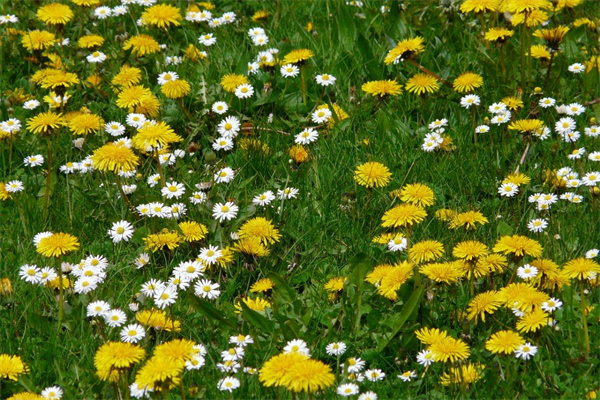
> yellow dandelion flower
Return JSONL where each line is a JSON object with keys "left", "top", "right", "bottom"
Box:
{"left": 36, "top": 232, "right": 79, "bottom": 258}
{"left": 429, "top": 336, "right": 470, "bottom": 362}
{"left": 220, "top": 74, "right": 249, "bottom": 93}
{"left": 250, "top": 278, "right": 275, "bottom": 293}
{"left": 91, "top": 143, "right": 139, "bottom": 173}
{"left": 467, "top": 290, "right": 502, "bottom": 322}
{"left": 384, "top": 37, "right": 425, "bottom": 64}
{"left": 398, "top": 183, "right": 435, "bottom": 207}
{"left": 141, "top": 4, "right": 182, "bottom": 28}
{"left": 453, "top": 72, "right": 483, "bottom": 93}
{"left": 460, "top": 0, "right": 500, "bottom": 13}
{"left": 415, "top": 327, "right": 448, "bottom": 345}
{"left": 516, "top": 308, "right": 550, "bottom": 332}
{"left": 235, "top": 297, "right": 271, "bottom": 313}
{"left": 381, "top": 203, "right": 427, "bottom": 228}
{"left": 440, "top": 363, "right": 483, "bottom": 386}
{"left": 259, "top": 352, "right": 309, "bottom": 387}
{"left": 37, "top": 3, "right": 73, "bottom": 25}
{"left": 21, "top": 30, "right": 56, "bottom": 51}
{"left": 280, "top": 358, "right": 335, "bottom": 393}
{"left": 420, "top": 261, "right": 466, "bottom": 284}
{"left": 26, "top": 111, "right": 65, "bottom": 135}
{"left": 68, "top": 113, "right": 104, "bottom": 136}
{"left": 533, "top": 25, "right": 569, "bottom": 49}
{"left": 112, "top": 65, "right": 143, "bottom": 88}
{"left": 0, "top": 354, "right": 29, "bottom": 381}
{"left": 485, "top": 330, "right": 525, "bottom": 354}
{"left": 233, "top": 237, "right": 270, "bottom": 257}
{"left": 131, "top": 121, "right": 182, "bottom": 151}
{"left": 238, "top": 217, "right": 281, "bottom": 245}
{"left": 563, "top": 258, "right": 600, "bottom": 280}
{"left": 493, "top": 235, "right": 543, "bottom": 258}
{"left": 136, "top": 309, "right": 181, "bottom": 332}
{"left": 123, "top": 34, "right": 160, "bottom": 57}
{"left": 143, "top": 230, "right": 181, "bottom": 253}
{"left": 405, "top": 73, "right": 440, "bottom": 95}
{"left": 529, "top": 44, "right": 551, "bottom": 59}
{"left": 377, "top": 261, "right": 414, "bottom": 301}
{"left": 160, "top": 79, "right": 191, "bottom": 99}
{"left": 178, "top": 221, "right": 208, "bottom": 242}
{"left": 485, "top": 27, "right": 514, "bottom": 43}
{"left": 353, "top": 162, "right": 392, "bottom": 188}
{"left": 361, "top": 80, "right": 403, "bottom": 97}
{"left": 453, "top": 241, "right": 489, "bottom": 261}
{"left": 410, "top": 240, "right": 445, "bottom": 264}
{"left": 94, "top": 342, "right": 146, "bottom": 382}
{"left": 282, "top": 49, "right": 314, "bottom": 64}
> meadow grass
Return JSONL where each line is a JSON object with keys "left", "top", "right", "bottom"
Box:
{"left": 0, "top": 0, "right": 599, "bottom": 399}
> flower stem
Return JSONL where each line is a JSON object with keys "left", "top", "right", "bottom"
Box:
{"left": 406, "top": 59, "right": 453, "bottom": 89}
{"left": 57, "top": 262, "right": 64, "bottom": 329}
{"left": 300, "top": 66, "right": 307, "bottom": 104}
{"left": 542, "top": 51, "right": 555, "bottom": 92}
{"left": 43, "top": 136, "right": 53, "bottom": 220}
{"left": 580, "top": 281, "right": 590, "bottom": 357}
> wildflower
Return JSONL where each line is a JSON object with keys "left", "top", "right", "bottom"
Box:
{"left": 410, "top": 240, "right": 444, "bottom": 264}
{"left": 405, "top": 73, "right": 440, "bottom": 95}
{"left": 282, "top": 49, "right": 314, "bottom": 65}
{"left": 541, "top": 298, "right": 562, "bottom": 312}
{"left": 563, "top": 258, "right": 600, "bottom": 280}
{"left": 362, "top": 80, "right": 403, "bottom": 97}
{"left": 381, "top": 204, "right": 427, "bottom": 228}
{"left": 259, "top": 352, "right": 308, "bottom": 387}
{"left": 214, "top": 167, "right": 235, "bottom": 183}
{"left": 161, "top": 80, "right": 191, "bottom": 99}
{"left": 384, "top": 37, "right": 425, "bottom": 64}
{"left": 326, "top": 342, "right": 347, "bottom": 356}
{"left": 0, "top": 354, "right": 29, "bottom": 381}
{"left": 280, "top": 358, "right": 335, "bottom": 393}
{"left": 37, "top": 3, "right": 73, "bottom": 25}
{"left": 212, "top": 202, "right": 239, "bottom": 222}
{"left": 104, "top": 309, "right": 127, "bottom": 328}
{"left": 517, "top": 264, "right": 539, "bottom": 279}
{"left": 235, "top": 84, "right": 254, "bottom": 99}
{"left": 429, "top": 336, "right": 470, "bottom": 362}
{"left": 281, "top": 64, "right": 300, "bottom": 77}
{"left": 212, "top": 101, "right": 228, "bottom": 114}
{"left": 140, "top": 4, "right": 182, "bottom": 28}
{"left": 220, "top": 74, "right": 248, "bottom": 93}
{"left": 120, "top": 324, "right": 146, "bottom": 344}
{"left": 493, "top": 235, "right": 543, "bottom": 258}
{"left": 453, "top": 72, "right": 483, "bottom": 93}
{"left": 449, "top": 210, "right": 488, "bottom": 229}
{"left": 461, "top": 94, "right": 481, "bottom": 108}
{"left": 295, "top": 127, "right": 319, "bottom": 145}
{"left": 387, "top": 236, "right": 407, "bottom": 252}
{"left": 515, "top": 343, "right": 538, "bottom": 360}
{"left": 315, "top": 74, "right": 336, "bottom": 86}
{"left": 108, "top": 220, "right": 134, "bottom": 243}
{"left": 398, "top": 370, "right": 416, "bottom": 382}
{"left": 398, "top": 183, "right": 435, "bottom": 207}
{"left": 337, "top": 383, "right": 360, "bottom": 396}
{"left": 217, "top": 377, "right": 240, "bottom": 392}
{"left": 517, "top": 309, "right": 550, "bottom": 332}
{"left": 123, "top": 34, "right": 160, "bottom": 57}
{"left": 440, "top": 363, "right": 484, "bottom": 386}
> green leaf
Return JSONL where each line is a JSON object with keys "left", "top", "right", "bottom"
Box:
{"left": 346, "top": 252, "right": 372, "bottom": 288}
{"left": 357, "top": 34, "right": 382, "bottom": 80}
{"left": 186, "top": 293, "right": 237, "bottom": 330}
{"left": 267, "top": 272, "right": 296, "bottom": 306}
{"left": 377, "top": 284, "right": 425, "bottom": 352}
{"left": 240, "top": 300, "right": 275, "bottom": 333}
{"left": 497, "top": 221, "right": 514, "bottom": 236}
